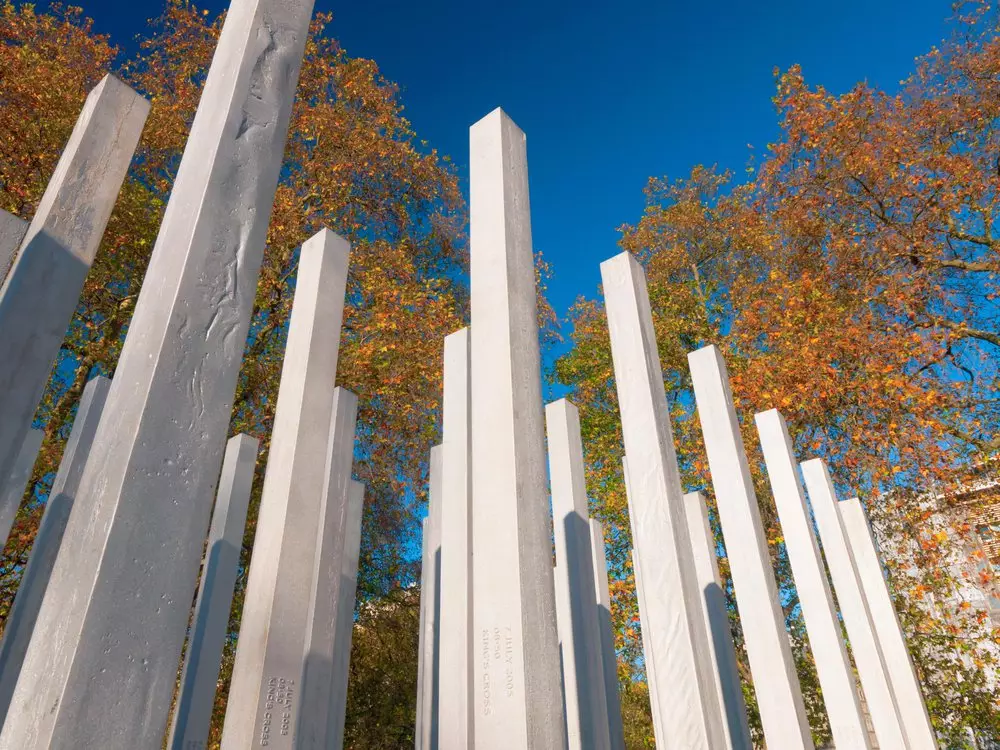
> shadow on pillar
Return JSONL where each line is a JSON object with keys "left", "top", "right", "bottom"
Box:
{"left": 1, "top": 228, "right": 88, "bottom": 297}
{"left": 558, "top": 641, "right": 567, "bottom": 730}
{"left": 171, "top": 538, "right": 240, "bottom": 744}
{"left": 431, "top": 545, "right": 442, "bottom": 750}
{"left": 0, "top": 230, "right": 88, "bottom": 541}
{"left": 0, "top": 490, "right": 73, "bottom": 727}
{"left": 704, "top": 581, "right": 752, "bottom": 746}
{"left": 0, "top": 229, "right": 89, "bottom": 416}
{"left": 302, "top": 637, "right": 335, "bottom": 746}
{"left": 595, "top": 603, "right": 617, "bottom": 681}
{"left": 563, "top": 512, "right": 606, "bottom": 745}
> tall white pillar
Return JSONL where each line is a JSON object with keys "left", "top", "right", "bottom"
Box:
{"left": 755, "top": 410, "right": 872, "bottom": 750}
{"left": 415, "top": 516, "right": 430, "bottom": 750}
{"left": 546, "top": 399, "right": 611, "bottom": 750}
{"left": 0, "top": 428, "right": 44, "bottom": 547}
{"left": 167, "top": 432, "right": 259, "bottom": 750}
{"left": 0, "top": 208, "right": 27, "bottom": 281}
{"left": 0, "top": 76, "right": 147, "bottom": 506}
{"left": 601, "top": 253, "right": 724, "bottom": 748}
{"left": 299, "top": 387, "right": 360, "bottom": 749}
{"left": 682, "top": 491, "right": 753, "bottom": 749}
{"left": 589, "top": 519, "right": 626, "bottom": 750}
{"left": 418, "top": 445, "right": 444, "bottom": 750}
{"left": 328, "top": 480, "right": 365, "bottom": 750}
{"left": 621, "top": 457, "right": 664, "bottom": 744}
{"left": 801, "top": 459, "right": 908, "bottom": 750}
{"left": 553, "top": 561, "right": 571, "bottom": 732}
{"left": 220, "top": 230, "right": 351, "bottom": 750}
{"left": 688, "top": 344, "right": 814, "bottom": 750}
{"left": 0, "top": 376, "right": 111, "bottom": 728}
{"left": 630, "top": 549, "right": 664, "bottom": 742}
{"left": 438, "top": 328, "right": 473, "bottom": 749}
{"left": 840, "top": 497, "right": 937, "bottom": 750}
{"left": 1, "top": 0, "right": 316, "bottom": 743}
{"left": 469, "top": 108, "right": 564, "bottom": 749}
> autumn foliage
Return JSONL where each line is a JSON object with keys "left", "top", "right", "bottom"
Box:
{"left": 557, "top": 3, "right": 1000, "bottom": 746}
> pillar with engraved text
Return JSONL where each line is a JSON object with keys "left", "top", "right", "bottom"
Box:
{"left": 469, "top": 108, "right": 565, "bottom": 749}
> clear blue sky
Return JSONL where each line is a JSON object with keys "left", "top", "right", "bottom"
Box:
{"left": 67, "top": 0, "right": 955, "bottom": 329}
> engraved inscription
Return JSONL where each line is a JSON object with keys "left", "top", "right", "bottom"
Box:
{"left": 259, "top": 676, "right": 296, "bottom": 746}
{"left": 481, "top": 623, "right": 517, "bottom": 716}
{"left": 503, "top": 627, "right": 514, "bottom": 697}
{"left": 481, "top": 628, "right": 492, "bottom": 716}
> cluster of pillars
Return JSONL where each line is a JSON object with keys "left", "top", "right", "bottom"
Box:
{"left": 412, "top": 108, "right": 938, "bottom": 750}
{"left": 0, "top": 0, "right": 377, "bottom": 747}
{"left": 0, "top": 0, "right": 941, "bottom": 745}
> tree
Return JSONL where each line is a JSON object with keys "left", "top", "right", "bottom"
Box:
{"left": 0, "top": 2, "right": 464, "bottom": 746}
{"left": 556, "top": 5, "right": 1000, "bottom": 746}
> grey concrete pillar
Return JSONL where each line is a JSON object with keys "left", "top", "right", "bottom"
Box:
{"left": 629, "top": 549, "right": 664, "bottom": 742}
{"left": 756, "top": 410, "right": 872, "bottom": 750}
{"left": 840, "top": 497, "right": 937, "bottom": 750}
{"left": 0, "top": 0, "right": 316, "bottom": 743}
{"left": 418, "top": 446, "right": 443, "bottom": 750}
{"left": 0, "top": 376, "right": 111, "bottom": 728}
{"left": 546, "top": 399, "right": 610, "bottom": 750}
{"left": 801, "top": 459, "right": 908, "bottom": 750}
{"left": 588, "top": 519, "right": 626, "bottom": 750}
{"left": 438, "top": 327, "right": 473, "bottom": 750}
{"left": 621, "top": 457, "right": 663, "bottom": 744}
{"left": 221, "top": 229, "right": 351, "bottom": 750}
{"left": 167, "top": 432, "right": 259, "bottom": 750}
{"left": 601, "top": 253, "right": 724, "bottom": 748}
{"left": 688, "top": 345, "right": 814, "bottom": 749}
{"left": 554, "top": 562, "right": 569, "bottom": 732}
{"left": 415, "top": 516, "right": 430, "bottom": 750}
{"left": 0, "top": 76, "right": 147, "bottom": 511}
{"left": 469, "top": 108, "right": 564, "bottom": 749}
{"left": 0, "top": 427, "right": 44, "bottom": 547}
{"left": 328, "top": 479, "right": 365, "bottom": 750}
{"left": 682, "top": 491, "right": 753, "bottom": 749}
{"left": 0, "top": 209, "right": 27, "bottom": 282}
{"left": 299, "top": 387, "right": 360, "bottom": 749}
